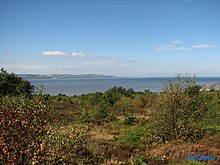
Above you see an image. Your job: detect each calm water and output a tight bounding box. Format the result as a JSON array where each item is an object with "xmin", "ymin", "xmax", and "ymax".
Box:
[{"xmin": 29, "ymin": 77, "xmax": 220, "ymax": 96}]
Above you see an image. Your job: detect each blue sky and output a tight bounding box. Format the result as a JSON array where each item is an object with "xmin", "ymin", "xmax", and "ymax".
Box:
[{"xmin": 0, "ymin": 0, "xmax": 219, "ymax": 77}]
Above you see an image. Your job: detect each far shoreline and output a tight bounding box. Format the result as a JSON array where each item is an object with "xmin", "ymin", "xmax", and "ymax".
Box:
[{"xmin": 28, "ymin": 77, "xmax": 220, "ymax": 96}]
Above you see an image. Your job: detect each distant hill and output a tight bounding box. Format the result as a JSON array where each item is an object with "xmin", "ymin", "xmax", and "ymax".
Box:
[{"xmin": 19, "ymin": 74, "xmax": 115, "ymax": 80}]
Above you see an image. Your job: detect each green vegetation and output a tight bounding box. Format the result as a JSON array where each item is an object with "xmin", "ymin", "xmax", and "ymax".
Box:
[
  {"xmin": 150, "ymin": 76, "xmax": 210, "ymax": 142},
  {"xmin": 1, "ymin": 70, "xmax": 219, "ymax": 164},
  {"xmin": 1, "ymin": 95, "xmax": 49, "ymax": 164},
  {"xmin": 0, "ymin": 68, "xmax": 33, "ymax": 96}
]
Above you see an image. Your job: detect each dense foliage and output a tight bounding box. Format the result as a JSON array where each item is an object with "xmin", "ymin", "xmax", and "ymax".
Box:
[
  {"xmin": 0, "ymin": 68, "xmax": 33, "ymax": 96},
  {"xmin": 1, "ymin": 95, "xmax": 49, "ymax": 164},
  {"xmin": 150, "ymin": 76, "xmax": 209, "ymax": 142}
]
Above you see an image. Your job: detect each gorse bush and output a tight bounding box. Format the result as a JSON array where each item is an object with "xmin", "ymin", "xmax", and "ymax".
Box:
[{"xmin": 0, "ymin": 95, "xmax": 49, "ymax": 164}]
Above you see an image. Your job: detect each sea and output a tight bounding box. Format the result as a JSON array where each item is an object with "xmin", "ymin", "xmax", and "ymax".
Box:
[{"xmin": 29, "ymin": 77, "xmax": 220, "ymax": 96}]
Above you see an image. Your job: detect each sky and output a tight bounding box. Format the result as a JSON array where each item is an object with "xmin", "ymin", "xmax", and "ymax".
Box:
[{"xmin": 0, "ymin": 0, "xmax": 220, "ymax": 77}]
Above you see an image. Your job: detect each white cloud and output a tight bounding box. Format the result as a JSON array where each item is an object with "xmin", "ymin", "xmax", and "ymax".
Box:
[
  {"xmin": 41, "ymin": 51, "xmax": 67, "ymax": 56},
  {"xmin": 192, "ymin": 44, "xmax": 216, "ymax": 49},
  {"xmin": 156, "ymin": 44, "xmax": 191, "ymax": 51},
  {"xmin": 172, "ymin": 40, "xmax": 183, "ymax": 44},
  {"xmin": 156, "ymin": 42, "xmax": 216, "ymax": 52},
  {"xmin": 156, "ymin": 45, "xmax": 176, "ymax": 51},
  {"xmin": 41, "ymin": 51, "xmax": 94, "ymax": 58},
  {"xmin": 71, "ymin": 52, "xmax": 93, "ymax": 58}
]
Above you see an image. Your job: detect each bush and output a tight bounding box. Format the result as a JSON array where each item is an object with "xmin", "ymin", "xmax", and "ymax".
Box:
[
  {"xmin": 0, "ymin": 95, "xmax": 93, "ymax": 164},
  {"xmin": 79, "ymin": 100, "xmax": 115, "ymax": 124},
  {"xmin": 201, "ymin": 90, "xmax": 220, "ymax": 135},
  {"xmin": 0, "ymin": 95, "xmax": 49, "ymax": 164},
  {"xmin": 44, "ymin": 125, "xmax": 93, "ymax": 164},
  {"xmin": 150, "ymin": 76, "xmax": 209, "ymax": 143},
  {"xmin": 116, "ymin": 96, "xmax": 134, "ymax": 114},
  {"xmin": 103, "ymin": 86, "xmax": 135, "ymax": 106}
]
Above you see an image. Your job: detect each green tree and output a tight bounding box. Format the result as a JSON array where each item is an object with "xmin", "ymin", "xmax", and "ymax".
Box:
[
  {"xmin": 150, "ymin": 75, "xmax": 208, "ymax": 142},
  {"xmin": 103, "ymin": 86, "xmax": 135, "ymax": 106},
  {"xmin": 0, "ymin": 68, "xmax": 33, "ymax": 96}
]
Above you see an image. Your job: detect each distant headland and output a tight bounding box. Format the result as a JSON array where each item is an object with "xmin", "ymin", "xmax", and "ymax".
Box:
[{"xmin": 19, "ymin": 74, "xmax": 115, "ymax": 80}]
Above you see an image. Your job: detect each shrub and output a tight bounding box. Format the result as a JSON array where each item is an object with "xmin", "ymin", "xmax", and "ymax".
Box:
[
  {"xmin": 150, "ymin": 76, "xmax": 209, "ymax": 143},
  {"xmin": 0, "ymin": 95, "xmax": 49, "ymax": 164},
  {"xmin": 44, "ymin": 125, "xmax": 93, "ymax": 164},
  {"xmin": 116, "ymin": 96, "xmax": 134, "ymax": 114},
  {"xmin": 201, "ymin": 90, "xmax": 220, "ymax": 135},
  {"xmin": 131, "ymin": 95, "xmax": 146, "ymax": 109},
  {"xmin": 103, "ymin": 86, "xmax": 135, "ymax": 106}
]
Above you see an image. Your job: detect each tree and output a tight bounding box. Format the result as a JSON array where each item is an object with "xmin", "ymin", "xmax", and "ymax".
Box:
[
  {"xmin": 103, "ymin": 86, "xmax": 135, "ymax": 106},
  {"xmin": 0, "ymin": 68, "xmax": 34, "ymax": 96},
  {"xmin": 150, "ymin": 75, "xmax": 208, "ymax": 142}
]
